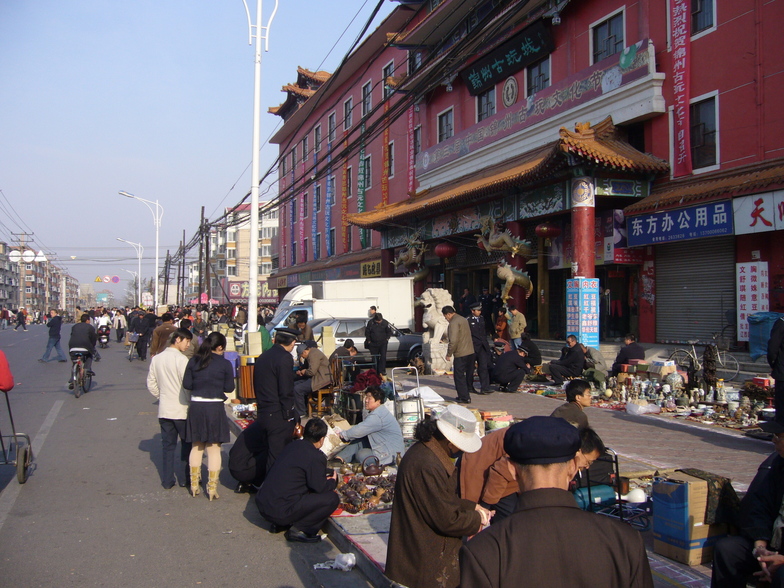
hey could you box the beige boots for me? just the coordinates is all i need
[190,466,201,497]
[206,470,220,501]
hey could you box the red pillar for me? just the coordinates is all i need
[570,177,596,279]
[380,248,394,277]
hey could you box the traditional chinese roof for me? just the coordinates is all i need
[348,117,669,230]
[268,67,331,120]
[297,66,331,83]
[625,156,784,215]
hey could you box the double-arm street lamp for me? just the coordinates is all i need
[117,238,143,307]
[119,191,164,309]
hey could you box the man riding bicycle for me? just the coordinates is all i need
[68,314,97,389]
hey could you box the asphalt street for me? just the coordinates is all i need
[0,325,371,588]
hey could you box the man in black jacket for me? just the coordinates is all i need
[39,309,67,363]
[611,333,646,376]
[256,418,339,542]
[492,347,530,392]
[365,312,392,375]
[468,303,492,394]
[712,420,784,587]
[544,335,585,385]
[68,314,97,386]
[768,318,784,424]
[254,327,299,474]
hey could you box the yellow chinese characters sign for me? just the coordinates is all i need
[361,260,382,278]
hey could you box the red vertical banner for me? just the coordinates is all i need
[671,0,692,177]
[341,136,349,252]
[407,106,415,195]
[382,102,390,206]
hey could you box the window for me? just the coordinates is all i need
[592,11,624,63]
[226,229,236,242]
[25,264,32,270]
[25,286,31,294]
[261,262,272,274]
[387,142,395,178]
[328,176,336,206]
[303,193,308,218]
[302,135,308,160]
[25,275,33,282]
[438,108,454,142]
[261,244,271,256]
[413,126,422,156]
[343,97,353,130]
[328,228,336,255]
[690,96,717,169]
[527,56,550,96]
[227,266,237,276]
[383,60,395,99]
[290,148,297,170]
[362,82,372,117]
[314,233,321,260]
[314,125,322,152]
[218,260,226,270]
[291,198,297,220]
[227,248,236,259]
[291,243,297,265]
[477,87,495,121]
[692,0,714,35]
[346,167,353,198]
[362,156,372,189]
[346,226,352,252]
[303,238,308,262]
[314,183,322,212]
[328,112,336,142]
[408,50,422,75]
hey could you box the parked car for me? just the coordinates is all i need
[307,317,422,366]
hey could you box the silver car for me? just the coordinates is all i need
[308,317,423,365]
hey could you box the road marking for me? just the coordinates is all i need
[0,399,64,533]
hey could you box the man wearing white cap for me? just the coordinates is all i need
[459,416,652,587]
[386,405,491,588]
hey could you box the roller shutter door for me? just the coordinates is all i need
[655,237,735,344]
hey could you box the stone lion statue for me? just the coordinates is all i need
[415,288,453,344]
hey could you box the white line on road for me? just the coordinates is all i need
[0,399,64,533]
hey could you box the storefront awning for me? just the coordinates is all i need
[625,157,784,215]
[349,117,669,230]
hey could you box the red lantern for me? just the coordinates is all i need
[434,242,458,259]
[535,222,562,240]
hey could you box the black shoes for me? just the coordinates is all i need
[269,523,291,534]
[38,359,45,363]
[284,527,321,543]
[58,360,67,363]
[456,399,472,405]
[474,389,494,395]
[234,482,258,494]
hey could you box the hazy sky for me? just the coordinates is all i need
[0,0,394,300]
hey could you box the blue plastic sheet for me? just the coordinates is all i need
[747,312,784,361]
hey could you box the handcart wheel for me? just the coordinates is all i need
[16,445,30,484]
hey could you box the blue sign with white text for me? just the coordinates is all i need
[566,278,600,349]
[627,201,733,247]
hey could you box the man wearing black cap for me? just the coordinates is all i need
[711,420,784,587]
[543,335,585,385]
[459,416,653,587]
[365,312,392,376]
[491,347,529,392]
[253,327,300,473]
[468,303,492,395]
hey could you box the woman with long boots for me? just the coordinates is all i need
[183,332,235,500]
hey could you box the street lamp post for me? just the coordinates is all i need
[119,191,164,310]
[117,238,143,307]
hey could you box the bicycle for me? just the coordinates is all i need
[668,332,740,382]
[69,348,93,398]
[127,332,139,362]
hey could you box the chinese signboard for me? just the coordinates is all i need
[418,39,653,174]
[732,191,784,234]
[602,210,643,264]
[459,21,554,96]
[670,0,692,177]
[737,262,769,341]
[361,260,382,278]
[626,201,733,247]
[228,280,279,303]
[566,278,600,349]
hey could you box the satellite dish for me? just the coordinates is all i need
[22,250,35,263]
[34,250,48,262]
[8,251,20,263]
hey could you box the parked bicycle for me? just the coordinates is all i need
[69,348,93,398]
[668,333,740,382]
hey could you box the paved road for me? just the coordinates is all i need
[0,326,370,588]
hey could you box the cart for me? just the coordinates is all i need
[390,366,424,442]
[0,391,33,483]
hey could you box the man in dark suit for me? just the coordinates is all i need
[459,417,653,587]
[256,418,339,542]
[768,318,784,424]
[544,335,585,385]
[611,333,646,376]
[253,327,299,473]
[468,303,492,394]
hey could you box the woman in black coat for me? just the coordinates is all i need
[184,332,235,500]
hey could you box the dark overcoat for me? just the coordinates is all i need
[386,438,481,588]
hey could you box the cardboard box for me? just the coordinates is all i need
[652,473,726,565]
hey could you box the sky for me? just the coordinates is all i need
[0,0,395,302]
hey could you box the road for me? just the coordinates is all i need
[0,325,370,588]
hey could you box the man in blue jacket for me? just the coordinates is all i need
[335,385,405,465]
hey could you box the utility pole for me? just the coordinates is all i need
[175,237,182,307]
[198,207,205,305]
[205,229,212,305]
[180,229,186,307]
[163,250,171,305]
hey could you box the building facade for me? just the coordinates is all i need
[270,0,784,345]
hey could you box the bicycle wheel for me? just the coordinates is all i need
[128,344,134,362]
[668,349,693,371]
[716,352,740,381]
[82,370,92,394]
[74,365,83,399]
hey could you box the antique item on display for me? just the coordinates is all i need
[496,260,534,302]
[392,232,428,270]
[475,215,531,258]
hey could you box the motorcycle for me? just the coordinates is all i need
[97,325,111,349]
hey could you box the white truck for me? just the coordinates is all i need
[266,277,416,333]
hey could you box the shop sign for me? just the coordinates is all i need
[417,39,652,174]
[275,275,288,289]
[361,260,382,278]
[342,264,361,279]
[566,278,600,349]
[670,0,692,177]
[227,281,279,303]
[626,201,733,247]
[517,183,566,219]
[732,191,784,234]
[736,262,769,341]
[459,21,554,96]
[595,178,648,198]
[602,210,643,264]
